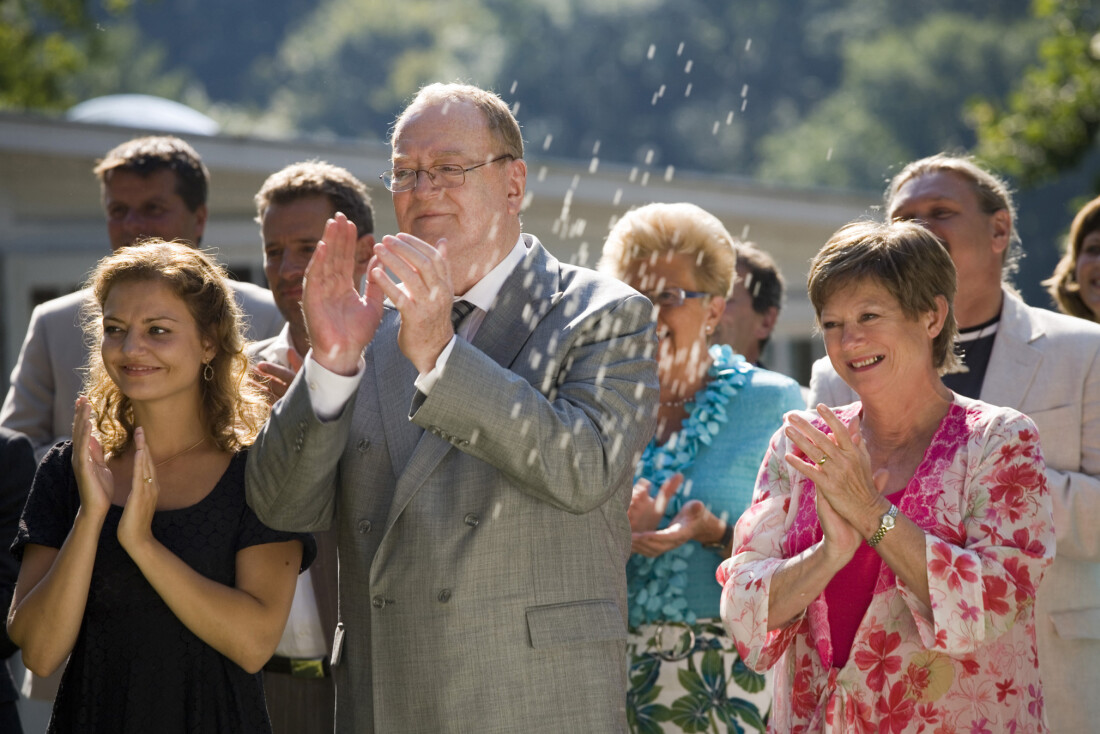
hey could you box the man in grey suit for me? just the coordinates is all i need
[248,161,374,734]
[808,153,1100,733]
[246,83,658,733]
[1,135,283,460]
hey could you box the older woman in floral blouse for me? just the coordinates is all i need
[719,220,1055,732]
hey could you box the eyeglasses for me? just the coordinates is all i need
[649,287,710,308]
[379,154,515,193]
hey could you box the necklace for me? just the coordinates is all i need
[153,436,207,468]
[627,344,751,628]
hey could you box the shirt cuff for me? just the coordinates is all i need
[303,351,365,421]
[413,335,457,396]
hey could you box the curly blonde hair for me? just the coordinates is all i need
[82,240,269,455]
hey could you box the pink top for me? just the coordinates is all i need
[824,488,906,668]
[718,397,1054,733]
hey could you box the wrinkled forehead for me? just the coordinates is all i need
[391,99,491,161]
[888,170,975,217]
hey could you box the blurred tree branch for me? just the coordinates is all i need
[969,0,1100,188]
[0,0,134,109]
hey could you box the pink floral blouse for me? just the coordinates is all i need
[717,397,1055,733]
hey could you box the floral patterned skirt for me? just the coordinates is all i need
[627,619,771,733]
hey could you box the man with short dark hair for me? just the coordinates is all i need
[1,135,283,458]
[712,241,784,367]
[248,160,374,734]
[808,153,1100,733]
[246,83,658,733]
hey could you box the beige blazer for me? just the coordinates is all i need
[808,289,1100,733]
[246,236,658,734]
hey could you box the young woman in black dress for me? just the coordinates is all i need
[8,241,314,733]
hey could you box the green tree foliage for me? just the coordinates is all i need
[756,13,1042,190]
[0,0,133,109]
[970,0,1100,188]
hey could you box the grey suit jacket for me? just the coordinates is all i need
[1,281,283,459]
[246,235,659,734]
[808,289,1100,733]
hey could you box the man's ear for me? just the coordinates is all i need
[989,208,1011,256]
[505,158,527,216]
[193,204,209,241]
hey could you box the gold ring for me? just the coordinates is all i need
[816,455,828,466]
[144,477,153,484]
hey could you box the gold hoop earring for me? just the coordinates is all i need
[203,362,214,381]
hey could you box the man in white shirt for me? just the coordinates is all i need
[245,83,658,733]
[248,160,374,734]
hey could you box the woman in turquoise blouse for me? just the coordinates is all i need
[599,203,804,733]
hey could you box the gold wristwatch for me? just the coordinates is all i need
[867,503,898,548]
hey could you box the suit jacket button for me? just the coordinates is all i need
[372,595,386,609]
[437,589,452,603]
[463,513,479,527]
[357,438,370,453]
[357,519,372,533]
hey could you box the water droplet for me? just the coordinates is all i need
[741,225,751,240]
[684,83,692,97]
[745,38,752,52]
[726,111,734,125]
[826,147,834,161]
[612,188,623,206]
[741,85,749,98]
[684,60,693,74]
[658,84,666,98]
[592,140,601,155]
[644,150,655,165]
[647,44,656,60]
[664,166,675,182]
[641,171,650,187]
[511,101,520,116]
[510,80,518,94]
[712,121,720,135]
[589,157,599,174]
[521,192,533,212]
[629,167,639,183]
[741,99,748,112]
[537,166,548,182]
[676,42,684,56]
[543,134,553,151]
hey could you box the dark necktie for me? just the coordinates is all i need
[450,300,476,332]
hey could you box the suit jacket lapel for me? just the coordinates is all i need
[371,308,425,475]
[384,237,563,533]
[981,289,1043,408]
[472,235,563,370]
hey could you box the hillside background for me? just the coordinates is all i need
[4,0,1099,306]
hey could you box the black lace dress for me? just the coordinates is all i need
[12,443,316,734]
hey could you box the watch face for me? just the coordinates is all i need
[882,514,896,530]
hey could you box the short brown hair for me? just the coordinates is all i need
[1044,194,1100,321]
[393,83,524,160]
[808,220,959,374]
[597,202,736,299]
[885,153,1022,281]
[255,160,374,238]
[94,136,209,213]
[82,240,268,456]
